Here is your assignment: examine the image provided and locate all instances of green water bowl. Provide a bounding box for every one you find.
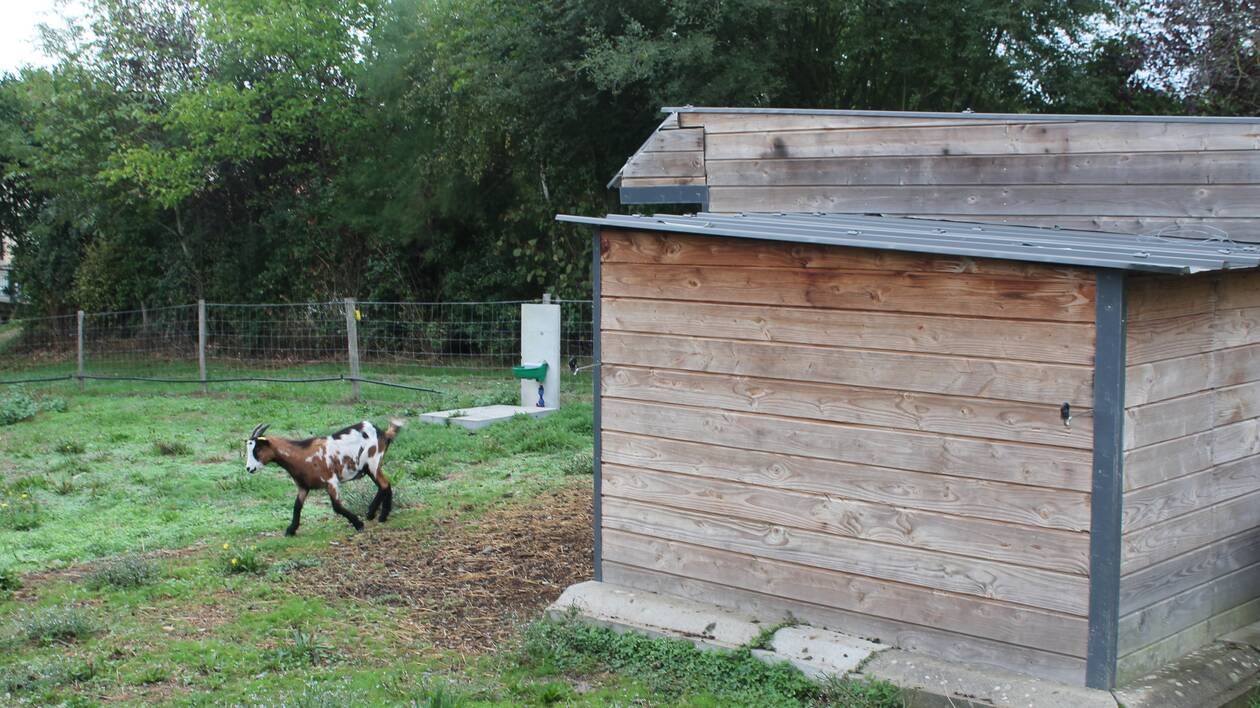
[512,361,548,382]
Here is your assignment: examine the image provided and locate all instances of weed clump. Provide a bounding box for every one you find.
[85,555,160,590]
[271,627,332,667]
[0,565,21,593]
[560,450,593,476]
[221,542,266,574]
[10,605,97,644]
[0,492,43,530]
[155,440,192,456]
[0,656,96,694]
[0,388,39,425]
[0,388,66,426]
[55,440,85,455]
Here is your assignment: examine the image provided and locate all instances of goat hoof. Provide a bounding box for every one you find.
[352,522,365,532]
[284,527,297,537]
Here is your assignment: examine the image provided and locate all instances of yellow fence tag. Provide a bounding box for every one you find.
[354,308,362,321]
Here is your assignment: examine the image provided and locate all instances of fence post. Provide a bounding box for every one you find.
[76,310,85,391]
[344,297,361,401]
[197,299,208,394]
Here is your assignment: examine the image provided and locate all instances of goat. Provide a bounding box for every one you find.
[245,419,403,535]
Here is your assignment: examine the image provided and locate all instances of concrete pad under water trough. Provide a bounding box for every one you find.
[418,404,557,431]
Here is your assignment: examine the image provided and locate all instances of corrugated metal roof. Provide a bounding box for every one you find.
[555,212,1260,274]
[659,106,1260,125]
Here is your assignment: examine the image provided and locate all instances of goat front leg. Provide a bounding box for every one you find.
[326,479,364,532]
[285,488,309,536]
[367,469,393,523]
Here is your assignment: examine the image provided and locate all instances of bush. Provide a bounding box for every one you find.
[85,555,160,590]
[11,605,97,644]
[221,543,266,574]
[0,493,43,531]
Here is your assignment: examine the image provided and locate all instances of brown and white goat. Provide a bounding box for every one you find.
[245,420,403,535]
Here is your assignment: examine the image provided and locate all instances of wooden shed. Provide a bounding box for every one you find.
[558,108,1260,690]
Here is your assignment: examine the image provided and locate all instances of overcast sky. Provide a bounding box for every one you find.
[0,1,86,74]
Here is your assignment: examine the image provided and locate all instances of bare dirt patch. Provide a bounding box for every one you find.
[285,483,593,654]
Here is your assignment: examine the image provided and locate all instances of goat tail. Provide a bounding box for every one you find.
[381,418,405,450]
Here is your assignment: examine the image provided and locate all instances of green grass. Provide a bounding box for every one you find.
[0,365,897,706]
[0,364,591,571]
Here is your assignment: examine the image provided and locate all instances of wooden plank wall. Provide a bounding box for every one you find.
[597,227,1098,683]
[1118,271,1260,682]
[620,112,706,188]
[621,111,1260,242]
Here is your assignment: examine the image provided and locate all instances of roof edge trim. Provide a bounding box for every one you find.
[659,106,1259,125]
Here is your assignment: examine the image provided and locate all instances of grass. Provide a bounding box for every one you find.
[0,365,898,706]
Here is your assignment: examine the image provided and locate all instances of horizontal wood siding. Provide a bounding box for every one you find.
[1118,272,1260,681]
[622,112,1260,242]
[597,228,1095,683]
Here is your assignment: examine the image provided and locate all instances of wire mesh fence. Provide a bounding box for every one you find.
[0,298,595,397]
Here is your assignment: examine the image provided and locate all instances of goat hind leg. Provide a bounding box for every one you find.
[365,472,384,521]
[327,482,364,532]
[375,470,394,523]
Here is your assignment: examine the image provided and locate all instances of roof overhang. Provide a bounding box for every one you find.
[557,212,1260,275]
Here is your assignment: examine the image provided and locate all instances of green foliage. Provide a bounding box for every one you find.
[0,388,67,426]
[0,388,40,425]
[9,605,98,644]
[85,555,160,590]
[4,0,1232,317]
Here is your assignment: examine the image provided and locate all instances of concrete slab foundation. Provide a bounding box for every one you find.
[550,581,1260,708]
[418,404,557,431]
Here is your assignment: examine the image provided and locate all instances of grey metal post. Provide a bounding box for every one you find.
[197,299,208,394]
[344,297,361,401]
[76,310,85,391]
[1086,269,1127,690]
[591,228,603,582]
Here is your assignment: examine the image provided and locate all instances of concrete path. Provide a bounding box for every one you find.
[550,580,1260,708]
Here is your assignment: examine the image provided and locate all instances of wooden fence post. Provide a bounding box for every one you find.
[344,297,361,401]
[197,299,208,394]
[76,310,85,391]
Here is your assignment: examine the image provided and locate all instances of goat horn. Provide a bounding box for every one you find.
[250,423,270,439]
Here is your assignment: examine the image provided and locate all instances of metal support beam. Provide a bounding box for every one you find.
[591,227,603,582]
[619,185,709,207]
[1086,269,1127,689]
